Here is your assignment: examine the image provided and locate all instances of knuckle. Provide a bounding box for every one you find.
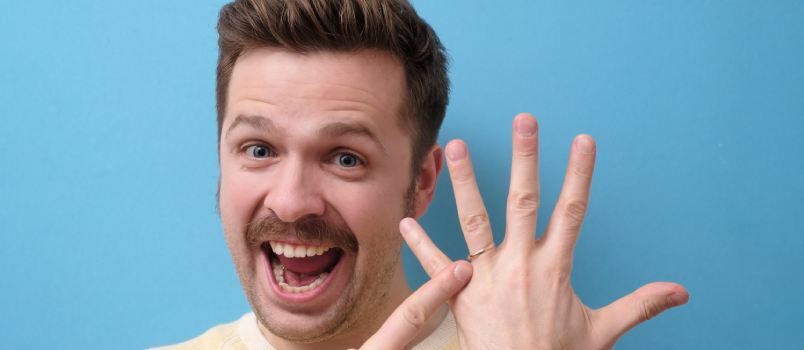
[401,303,426,330]
[637,299,662,323]
[450,165,475,184]
[462,213,490,237]
[555,268,571,285]
[515,137,538,158]
[540,262,571,285]
[515,145,538,158]
[407,231,423,247]
[507,278,529,300]
[504,264,531,291]
[565,201,588,227]
[572,163,593,177]
[509,192,540,214]
[428,258,446,275]
[504,263,528,280]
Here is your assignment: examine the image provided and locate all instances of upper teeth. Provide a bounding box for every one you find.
[269,241,331,258]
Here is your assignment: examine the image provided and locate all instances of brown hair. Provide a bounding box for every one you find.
[216,0,449,174]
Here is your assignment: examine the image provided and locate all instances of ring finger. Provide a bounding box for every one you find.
[445,140,495,255]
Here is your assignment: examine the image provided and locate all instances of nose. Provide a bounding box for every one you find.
[262,160,325,223]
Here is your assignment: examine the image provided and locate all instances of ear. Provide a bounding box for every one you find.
[412,144,443,218]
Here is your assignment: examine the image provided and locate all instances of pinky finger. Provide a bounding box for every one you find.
[360,261,473,350]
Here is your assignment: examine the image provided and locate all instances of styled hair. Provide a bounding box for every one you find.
[216,0,449,174]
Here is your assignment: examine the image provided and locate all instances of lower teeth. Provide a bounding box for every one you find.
[273,263,329,293]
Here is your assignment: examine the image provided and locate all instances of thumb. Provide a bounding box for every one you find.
[595,282,689,344]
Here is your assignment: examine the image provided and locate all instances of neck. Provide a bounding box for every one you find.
[260,264,449,350]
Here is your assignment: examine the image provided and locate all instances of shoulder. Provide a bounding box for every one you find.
[150,317,247,350]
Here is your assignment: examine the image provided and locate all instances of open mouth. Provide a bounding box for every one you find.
[262,241,345,296]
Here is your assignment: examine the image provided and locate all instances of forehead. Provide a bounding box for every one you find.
[226,47,407,130]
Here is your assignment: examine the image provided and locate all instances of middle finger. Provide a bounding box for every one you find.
[504,113,541,249]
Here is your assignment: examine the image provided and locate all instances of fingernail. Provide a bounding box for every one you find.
[446,142,466,161]
[453,262,472,282]
[668,292,688,306]
[575,136,594,155]
[515,116,537,136]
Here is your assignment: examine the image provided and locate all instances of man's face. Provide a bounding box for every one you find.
[218,48,415,343]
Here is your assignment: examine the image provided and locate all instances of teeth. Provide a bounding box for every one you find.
[273,263,285,284]
[294,245,306,257]
[268,241,332,258]
[272,262,329,294]
[284,248,295,258]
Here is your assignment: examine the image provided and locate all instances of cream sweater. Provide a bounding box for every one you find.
[153,311,459,350]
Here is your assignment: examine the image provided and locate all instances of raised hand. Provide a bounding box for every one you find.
[400,113,689,349]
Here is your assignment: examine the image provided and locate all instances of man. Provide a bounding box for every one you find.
[159,0,688,349]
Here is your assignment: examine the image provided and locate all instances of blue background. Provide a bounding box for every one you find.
[1,1,802,348]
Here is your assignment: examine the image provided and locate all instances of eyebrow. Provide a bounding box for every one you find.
[226,115,387,154]
[226,115,280,137]
[318,121,387,154]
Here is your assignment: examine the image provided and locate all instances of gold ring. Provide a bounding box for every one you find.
[467,242,495,261]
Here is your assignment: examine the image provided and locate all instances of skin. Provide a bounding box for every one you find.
[218,47,468,350]
[400,114,691,349]
[216,43,688,350]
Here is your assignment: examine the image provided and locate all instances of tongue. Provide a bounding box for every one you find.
[276,249,340,275]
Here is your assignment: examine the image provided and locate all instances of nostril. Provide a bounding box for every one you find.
[266,200,326,223]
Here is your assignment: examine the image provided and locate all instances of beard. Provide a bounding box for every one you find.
[231,178,419,344]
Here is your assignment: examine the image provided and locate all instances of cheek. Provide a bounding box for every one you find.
[219,167,267,246]
[328,178,409,246]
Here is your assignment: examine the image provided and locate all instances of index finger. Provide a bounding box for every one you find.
[400,217,452,277]
[360,261,473,350]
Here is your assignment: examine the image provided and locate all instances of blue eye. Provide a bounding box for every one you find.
[336,153,362,168]
[246,145,273,159]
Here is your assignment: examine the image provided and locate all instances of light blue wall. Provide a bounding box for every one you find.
[1,1,802,348]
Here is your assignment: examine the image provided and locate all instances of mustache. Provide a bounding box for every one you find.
[245,212,359,253]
